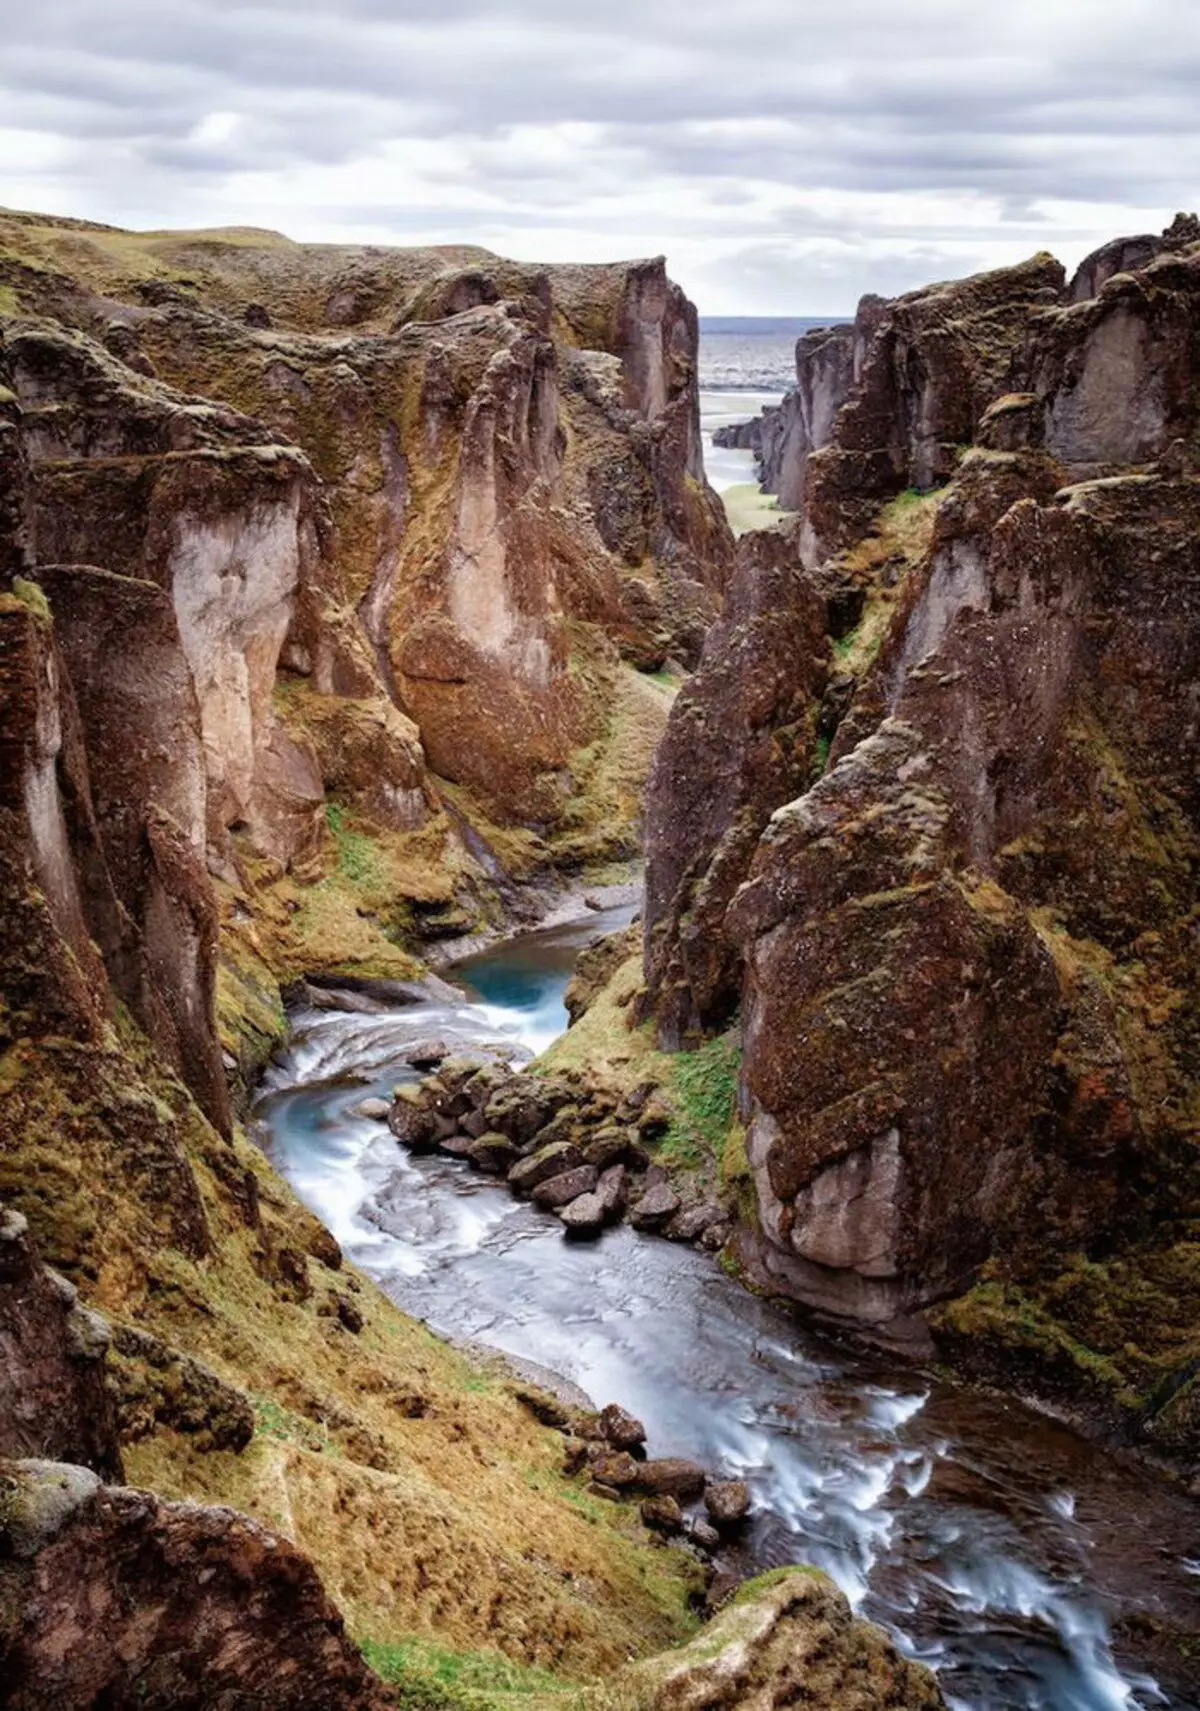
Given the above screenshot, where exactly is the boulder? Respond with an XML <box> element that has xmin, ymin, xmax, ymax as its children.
<box><xmin>508</xmin><ymin>1142</ymin><xmax>586</xmax><ymax>1194</ymax></box>
<box><xmin>0</xmin><ymin>1463</ymin><xmax>395</xmax><ymax>1709</ymax></box>
<box><xmin>526</xmin><ymin>1106</ymin><xmax>584</xmax><ymax>1153</ymax></box>
<box><xmin>665</xmin><ymin>1203</ymin><xmax>723</xmax><ymax>1244</ymax></box>
<box><xmin>596</xmin><ymin>1164</ymin><xmax>630</xmax><ymax>1219</ymax></box>
<box><xmin>598</xmin><ymin>1403</ymin><xmax>646</xmax><ymax>1451</ymax></box>
<box><xmin>558</xmin><ymin>1193</ymin><xmax>607</xmax><ymax>1237</ymax></box>
<box><xmin>387</xmin><ymin>1088</ymin><xmax>438</xmax><ymax>1154</ymax></box>
<box><xmin>623</xmin><ymin>1567</ymin><xmax>945</xmax><ymax>1710</ymax></box>
<box><xmin>483</xmin><ymin>1078</ymin><xmax>570</xmax><ymax>1145</ymax></box>
<box><xmin>531</xmin><ymin>1167</ymin><xmax>599</xmax><ymax>1210</ymax></box>
<box><xmin>704</xmin><ymin>1479</ymin><xmax>751</xmax><ymax>1528</ymax></box>
<box><xmin>640</xmin><ymin>1496</ymin><xmax>684</xmax><ymax>1536</ymax></box>
<box><xmin>629</xmin><ymin>1183</ymin><xmax>682</xmax><ymax>1232</ymax></box>
<box><xmin>466</xmin><ymin>1133</ymin><xmax>520</xmax><ymax>1175</ymax></box>
<box><xmin>589</xmin><ymin>1449</ymin><xmax>640</xmax><ymax>1489</ymax></box>
<box><xmin>403</xmin><ymin>1038</ymin><xmax>450</xmax><ymax>1070</ymax></box>
<box><xmin>437</xmin><ymin>1134</ymin><xmax>476</xmax><ymax>1160</ymax></box>
<box><xmin>632</xmin><ymin>1459</ymin><xmax>707</xmax><ymax>1501</ymax></box>
<box><xmin>353</xmin><ymin>1098</ymin><xmax>391</xmax><ymax>1121</ymax></box>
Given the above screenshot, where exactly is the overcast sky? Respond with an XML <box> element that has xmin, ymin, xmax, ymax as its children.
<box><xmin>2</xmin><ymin>0</ymin><xmax>1197</xmax><ymax>313</ymax></box>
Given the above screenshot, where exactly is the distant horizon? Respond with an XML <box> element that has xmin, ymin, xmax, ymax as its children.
<box><xmin>699</xmin><ymin>314</ymin><xmax>851</xmax><ymax>330</ymax></box>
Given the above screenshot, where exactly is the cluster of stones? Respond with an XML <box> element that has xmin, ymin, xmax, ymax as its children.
<box><xmin>554</xmin><ymin>1401</ymin><xmax>750</xmax><ymax>1562</ymax></box>
<box><xmin>383</xmin><ymin>1053</ymin><xmax>731</xmax><ymax>1246</ymax></box>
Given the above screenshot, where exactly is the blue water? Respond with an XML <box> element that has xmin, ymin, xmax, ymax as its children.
<box><xmin>258</xmin><ymin>912</ymin><xmax>1200</xmax><ymax>1711</ymax></box>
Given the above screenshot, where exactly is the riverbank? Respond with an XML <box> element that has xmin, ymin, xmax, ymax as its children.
<box><xmin>257</xmin><ymin>912</ymin><xmax>1200</xmax><ymax>1710</ymax></box>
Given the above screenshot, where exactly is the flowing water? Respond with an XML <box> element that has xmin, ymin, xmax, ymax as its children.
<box><xmin>257</xmin><ymin>908</ymin><xmax>1200</xmax><ymax>1711</ymax></box>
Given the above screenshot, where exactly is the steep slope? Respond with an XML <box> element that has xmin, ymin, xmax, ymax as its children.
<box><xmin>638</xmin><ymin>220</ymin><xmax>1200</xmax><ymax>1464</ymax></box>
<box><xmin>0</xmin><ymin>212</ymin><xmax>739</xmax><ymax>1703</ymax></box>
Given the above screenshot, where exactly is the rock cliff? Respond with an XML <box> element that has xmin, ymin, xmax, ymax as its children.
<box><xmin>641</xmin><ymin>220</ymin><xmax>1200</xmax><ymax>1460</ymax></box>
<box><xmin>0</xmin><ymin>210</ymin><xmax>734</xmax><ymax>1065</ymax></box>
<box><xmin>0</xmin><ymin>207</ymin><xmax>943</xmax><ymax>1709</ymax></box>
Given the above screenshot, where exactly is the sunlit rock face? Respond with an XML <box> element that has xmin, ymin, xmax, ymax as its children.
<box><xmin>642</xmin><ymin>222</ymin><xmax>1200</xmax><ymax>1359</ymax></box>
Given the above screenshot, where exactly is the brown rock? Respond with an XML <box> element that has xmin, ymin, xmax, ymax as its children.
<box><xmin>508</xmin><ymin>1141</ymin><xmax>585</xmax><ymax>1193</ymax></box>
<box><xmin>629</xmin><ymin>1182</ymin><xmax>682</xmax><ymax>1231</ymax></box>
<box><xmin>437</xmin><ymin>1133</ymin><xmax>476</xmax><ymax>1160</ymax></box>
<box><xmin>403</xmin><ymin>1037</ymin><xmax>450</xmax><ymax>1069</ymax></box>
<box><xmin>640</xmin><ymin>1496</ymin><xmax>684</xmax><ymax>1535</ymax></box>
<box><xmin>632</xmin><ymin>1458</ymin><xmax>707</xmax><ymax>1501</ymax></box>
<box><xmin>626</xmin><ymin>1567</ymin><xmax>945</xmax><ymax>1709</ymax></box>
<box><xmin>0</xmin><ymin>1463</ymin><xmax>394</xmax><ymax>1709</ymax></box>
<box><xmin>558</xmin><ymin>1192</ymin><xmax>607</xmax><ymax>1237</ymax></box>
<box><xmin>704</xmin><ymin>1479</ymin><xmax>751</xmax><ymax>1528</ymax></box>
<box><xmin>466</xmin><ymin>1133</ymin><xmax>521</xmax><ymax>1175</ymax></box>
<box><xmin>387</xmin><ymin>1088</ymin><xmax>438</xmax><ymax>1153</ymax></box>
<box><xmin>596</xmin><ymin>1164</ymin><xmax>630</xmax><ymax>1218</ymax></box>
<box><xmin>598</xmin><ymin>1402</ymin><xmax>646</xmax><ymax>1450</ymax></box>
<box><xmin>589</xmin><ymin>1449</ymin><xmax>640</xmax><ymax>1488</ymax></box>
<box><xmin>665</xmin><ymin>1202</ymin><xmax>723</xmax><ymax>1243</ymax></box>
<box><xmin>532</xmin><ymin>1166</ymin><xmax>599</xmax><ymax>1209</ymax></box>
<box><xmin>0</xmin><ymin>1209</ymin><xmax>122</xmax><ymax>1479</ymax></box>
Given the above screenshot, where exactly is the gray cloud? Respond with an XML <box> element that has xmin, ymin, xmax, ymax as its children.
<box><xmin>2</xmin><ymin>1</ymin><xmax>1197</xmax><ymax>310</ymax></box>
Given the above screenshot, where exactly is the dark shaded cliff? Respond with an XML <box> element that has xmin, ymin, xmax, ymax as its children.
<box><xmin>640</xmin><ymin>219</ymin><xmax>1200</xmax><ymax>1465</ymax></box>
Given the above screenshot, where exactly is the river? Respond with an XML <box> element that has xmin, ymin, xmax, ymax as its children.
<box><xmin>256</xmin><ymin>906</ymin><xmax>1200</xmax><ymax>1711</ymax></box>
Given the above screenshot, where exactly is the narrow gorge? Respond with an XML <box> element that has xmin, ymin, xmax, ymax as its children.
<box><xmin>0</xmin><ymin>207</ymin><xmax>1197</xmax><ymax>1711</ymax></box>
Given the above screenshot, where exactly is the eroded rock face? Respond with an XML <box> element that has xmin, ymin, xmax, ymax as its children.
<box><xmin>727</xmin><ymin>466</ymin><xmax>1198</xmax><ymax>1333</ymax></box>
<box><xmin>642</xmin><ymin>527</ymin><xmax>828</xmax><ymax>1045</ymax></box>
<box><xmin>0</xmin><ymin>1463</ymin><xmax>393</xmax><ymax>1710</ymax></box>
<box><xmin>802</xmin><ymin>254</ymin><xmax>1065</xmax><ymax>563</ymax></box>
<box><xmin>1029</xmin><ymin>249</ymin><xmax>1200</xmax><ymax>470</ymax></box>
<box><xmin>0</xmin><ymin>1208</ymin><xmax>122</xmax><ymax>1478</ymax></box>
<box><xmin>760</xmin><ymin>321</ymin><xmax>857</xmax><ymax>511</ymax></box>
<box><xmin>641</xmin><ymin>229</ymin><xmax>1200</xmax><ymax>1365</ymax></box>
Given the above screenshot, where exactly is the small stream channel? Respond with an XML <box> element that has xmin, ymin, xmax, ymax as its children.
<box><xmin>257</xmin><ymin>906</ymin><xmax>1200</xmax><ymax>1711</ymax></box>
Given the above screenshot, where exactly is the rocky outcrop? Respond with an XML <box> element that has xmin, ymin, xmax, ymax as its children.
<box><xmin>760</xmin><ymin>321</ymin><xmax>858</xmax><ymax>510</ymax></box>
<box><xmin>0</xmin><ymin>211</ymin><xmax>733</xmax><ymax>1020</ymax></box>
<box><xmin>642</xmin><ymin>528</ymin><xmax>828</xmax><ymax>1045</ymax></box>
<box><xmin>1067</xmin><ymin>210</ymin><xmax>1200</xmax><ymax>302</ymax></box>
<box><xmin>801</xmin><ymin>255</ymin><xmax>1065</xmax><ymax>564</ymax></box>
<box><xmin>639</xmin><ymin>227</ymin><xmax>1200</xmax><ymax>1426</ymax></box>
<box><xmin>0</xmin><ymin>1207</ymin><xmax>122</xmax><ymax>1478</ymax></box>
<box><xmin>0</xmin><ymin>1461</ymin><xmax>394</xmax><ymax>1710</ymax></box>
<box><xmin>624</xmin><ymin>1568</ymin><xmax>945</xmax><ymax>1710</ymax></box>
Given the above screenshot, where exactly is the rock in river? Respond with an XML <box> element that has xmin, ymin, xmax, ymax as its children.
<box><xmin>558</xmin><ymin>1193</ymin><xmax>607</xmax><ymax>1237</ymax></box>
<box><xmin>532</xmin><ymin>1167</ymin><xmax>599</xmax><ymax>1210</ymax></box>
<box><xmin>508</xmin><ymin>1142</ymin><xmax>585</xmax><ymax>1193</ymax></box>
<box><xmin>629</xmin><ymin>1182</ymin><xmax>682</xmax><ymax>1231</ymax></box>
<box><xmin>705</xmin><ymin>1479</ymin><xmax>751</xmax><ymax>1528</ymax></box>
<box><xmin>599</xmin><ymin>1402</ymin><xmax>646</xmax><ymax>1451</ymax></box>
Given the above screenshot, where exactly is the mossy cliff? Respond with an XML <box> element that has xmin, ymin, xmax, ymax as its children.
<box><xmin>0</xmin><ymin>207</ymin><xmax>735</xmax><ymax>1073</ymax></box>
<box><xmin>631</xmin><ymin>218</ymin><xmax>1200</xmax><ymax>1470</ymax></box>
<box><xmin>0</xmin><ymin>205</ymin><xmax>946</xmax><ymax>1710</ymax></box>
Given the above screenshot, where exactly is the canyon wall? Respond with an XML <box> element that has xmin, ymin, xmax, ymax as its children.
<box><xmin>0</xmin><ymin>212</ymin><xmax>734</xmax><ymax>1044</ymax></box>
<box><xmin>0</xmin><ymin>214</ymin><xmax>744</xmax><ymax>1704</ymax></box>
<box><xmin>642</xmin><ymin>220</ymin><xmax>1200</xmax><ymax>1456</ymax></box>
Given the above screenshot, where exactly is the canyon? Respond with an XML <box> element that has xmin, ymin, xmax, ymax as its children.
<box><xmin>0</xmin><ymin>204</ymin><xmax>1197</xmax><ymax>1708</ymax></box>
